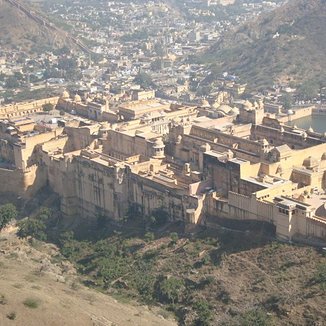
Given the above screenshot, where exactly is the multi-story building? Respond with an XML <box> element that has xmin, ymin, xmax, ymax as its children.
<box><xmin>0</xmin><ymin>94</ymin><xmax>325</xmax><ymax>244</ymax></box>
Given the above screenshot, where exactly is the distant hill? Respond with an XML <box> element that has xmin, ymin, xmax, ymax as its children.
<box><xmin>204</xmin><ymin>0</ymin><xmax>326</xmax><ymax>89</ymax></box>
<box><xmin>0</xmin><ymin>0</ymin><xmax>72</xmax><ymax>54</ymax></box>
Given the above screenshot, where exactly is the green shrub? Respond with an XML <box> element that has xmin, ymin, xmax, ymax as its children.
<box><xmin>144</xmin><ymin>232</ymin><xmax>155</xmax><ymax>242</ymax></box>
<box><xmin>0</xmin><ymin>203</ymin><xmax>17</xmax><ymax>230</ymax></box>
<box><xmin>23</xmin><ymin>297</ymin><xmax>40</xmax><ymax>309</ymax></box>
<box><xmin>156</xmin><ymin>277</ymin><xmax>185</xmax><ymax>305</ymax></box>
<box><xmin>238</xmin><ymin>308</ymin><xmax>273</xmax><ymax>326</ymax></box>
<box><xmin>313</xmin><ymin>263</ymin><xmax>326</xmax><ymax>290</ymax></box>
<box><xmin>17</xmin><ymin>218</ymin><xmax>47</xmax><ymax>241</ymax></box>
<box><xmin>193</xmin><ymin>299</ymin><xmax>213</xmax><ymax>326</ymax></box>
<box><xmin>42</xmin><ymin>103</ymin><xmax>54</xmax><ymax>112</ymax></box>
<box><xmin>170</xmin><ymin>232</ymin><xmax>179</xmax><ymax>244</ymax></box>
<box><xmin>17</xmin><ymin>207</ymin><xmax>51</xmax><ymax>241</ymax></box>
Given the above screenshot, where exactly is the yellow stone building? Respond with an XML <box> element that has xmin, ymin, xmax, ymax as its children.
<box><xmin>0</xmin><ymin>95</ymin><xmax>325</xmax><ymax>244</ymax></box>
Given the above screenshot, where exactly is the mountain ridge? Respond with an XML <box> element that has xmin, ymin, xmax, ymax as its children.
<box><xmin>205</xmin><ymin>0</ymin><xmax>326</xmax><ymax>88</ymax></box>
<box><xmin>0</xmin><ymin>0</ymin><xmax>72</xmax><ymax>54</ymax></box>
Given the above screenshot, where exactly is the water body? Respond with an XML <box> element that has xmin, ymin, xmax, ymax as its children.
<box><xmin>287</xmin><ymin>115</ymin><xmax>326</xmax><ymax>133</ymax></box>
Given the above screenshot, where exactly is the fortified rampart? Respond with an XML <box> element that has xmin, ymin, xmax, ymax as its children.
<box><xmin>0</xmin><ymin>97</ymin><xmax>59</xmax><ymax>119</ymax></box>
<box><xmin>278</xmin><ymin>106</ymin><xmax>314</xmax><ymax>124</ymax></box>
<box><xmin>0</xmin><ymin>164</ymin><xmax>47</xmax><ymax>197</ymax></box>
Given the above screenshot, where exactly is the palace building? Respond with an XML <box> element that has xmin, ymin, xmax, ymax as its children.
<box><xmin>0</xmin><ymin>93</ymin><xmax>325</xmax><ymax>244</ymax></box>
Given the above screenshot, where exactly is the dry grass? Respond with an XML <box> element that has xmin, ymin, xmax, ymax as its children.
<box><xmin>0</xmin><ymin>233</ymin><xmax>177</xmax><ymax>326</ymax></box>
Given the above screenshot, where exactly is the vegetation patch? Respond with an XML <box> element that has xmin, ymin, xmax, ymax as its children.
<box><xmin>23</xmin><ymin>297</ymin><xmax>41</xmax><ymax>309</ymax></box>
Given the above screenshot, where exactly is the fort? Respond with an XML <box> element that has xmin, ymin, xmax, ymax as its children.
<box><xmin>0</xmin><ymin>92</ymin><xmax>325</xmax><ymax>244</ymax></box>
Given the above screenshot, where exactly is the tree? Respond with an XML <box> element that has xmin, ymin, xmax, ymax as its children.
<box><xmin>144</xmin><ymin>232</ymin><xmax>155</xmax><ymax>242</ymax></box>
<box><xmin>5</xmin><ymin>77</ymin><xmax>19</xmax><ymax>89</ymax></box>
<box><xmin>17</xmin><ymin>218</ymin><xmax>47</xmax><ymax>241</ymax></box>
<box><xmin>133</xmin><ymin>72</ymin><xmax>156</xmax><ymax>89</ymax></box>
<box><xmin>17</xmin><ymin>207</ymin><xmax>50</xmax><ymax>241</ymax></box>
<box><xmin>170</xmin><ymin>232</ymin><xmax>178</xmax><ymax>244</ymax></box>
<box><xmin>59</xmin><ymin>230</ymin><xmax>75</xmax><ymax>246</ymax></box>
<box><xmin>14</xmin><ymin>72</ymin><xmax>24</xmax><ymax>81</ymax></box>
<box><xmin>194</xmin><ymin>299</ymin><xmax>213</xmax><ymax>326</ymax></box>
<box><xmin>55</xmin><ymin>46</ymin><xmax>71</xmax><ymax>55</ymax></box>
<box><xmin>154</xmin><ymin>43</ymin><xmax>165</xmax><ymax>57</ymax></box>
<box><xmin>297</xmin><ymin>81</ymin><xmax>319</xmax><ymax>101</ymax></box>
<box><xmin>150</xmin><ymin>59</ymin><xmax>163</xmax><ymax>72</ymax></box>
<box><xmin>158</xmin><ymin>277</ymin><xmax>185</xmax><ymax>304</ymax></box>
<box><xmin>238</xmin><ymin>309</ymin><xmax>273</xmax><ymax>326</ymax></box>
<box><xmin>58</xmin><ymin>57</ymin><xmax>78</xmax><ymax>71</ymax></box>
<box><xmin>42</xmin><ymin>103</ymin><xmax>54</xmax><ymax>112</ymax></box>
<box><xmin>281</xmin><ymin>94</ymin><xmax>292</xmax><ymax>110</ymax></box>
<box><xmin>0</xmin><ymin>204</ymin><xmax>17</xmax><ymax>230</ymax></box>
<box><xmin>37</xmin><ymin>207</ymin><xmax>51</xmax><ymax>221</ymax></box>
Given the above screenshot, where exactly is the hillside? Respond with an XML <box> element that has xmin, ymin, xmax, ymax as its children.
<box><xmin>0</xmin><ymin>191</ymin><xmax>325</xmax><ymax>326</ymax></box>
<box><xmin>44</xmin><ymin>219</ymin><xmax>326</xmax><ymax>326</ymax></box>
<box><xmin>0</xmin><ymin>229</ymin><xmax>177</xmax><ymax>326</ymax></box>
<box><xmin>0</xmin><ymin>0</ymin><xmax>71</xmax><ymax>54</ymax></box>
<box><xmin>205</xmin><ymin>0</ymin><xmax>326</xmax><ymax>88</ymax></box>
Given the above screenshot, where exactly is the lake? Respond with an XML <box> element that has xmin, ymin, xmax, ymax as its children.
<box><xmin>287</xmin><ymin>115</ymin><xmax>326</xmax><ymax>133</ymax></box>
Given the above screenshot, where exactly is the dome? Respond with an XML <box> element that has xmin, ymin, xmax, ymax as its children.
<box><xmin>153</xmin><ymin>137</ymin><xmax>164</xmax><ymax>148</ymax></box>
<box><xmin>226</xmin><ymin>149</ymin><xmax>234</xmax><ymax>159</ymax></box>
<box><xmin>303</xmin><ymin>156</ymin><xmax>319</xmax><ymax>169</ymax></box>
<box><xmin>276</xmin><ymin>164</ymin><xmax>283</xmax><ymax>174</ymax></box>
<box><xmin>61</xmin><ymin>90</ymin><xmax>70</xmax><ymax>99</ymax></box>
<box><xmin>199</xmin><ymin>99</ymin><xmax>210</xmax><ymax>107</ymax></box>
<box><xmin>217</xmin><ymin>104</ymin><xmax>233</xmax><ymax>114</ymax></box>
<box><xmin>230</xmin><ymin>107</ymin><xmax>239</xmax><ymax>116</ymax></box>
<box><xmin>141</xmin><ymin>113</ymin><xmax>152</xmax><ymax>123</ymax></box>
<box><xmin>243</xmin><ymin>100</ymin><xmax>253</xmax><ymax>109</ymax></box>
<box><xmin>259</xmin><ymin>138</ymin><xmax>269</xmax><ymax>146</ymax></box>
<box><xmin>74</xmin><ymin>94</ymin><xmax>82</xmax><ymax>102</ymax></box>
<box><xmin>258</xmin><ymin>99</ymin><xmax>264</xmax><ymax>109</ymax></box>
<box><xmin>99</xmin><ymin>123</ymin><xmax>109</xmax><ymax>131</ymax></box>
